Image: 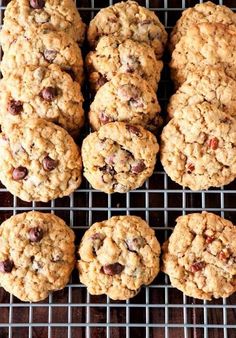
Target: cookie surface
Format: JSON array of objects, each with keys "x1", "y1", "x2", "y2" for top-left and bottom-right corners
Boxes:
[
  {"x1": 86, "y1": 36, "x2": 163, "y2": 92},
  {"x1": 0, "y1": 65, "x2": 84, "y2": 137},
  {"x1": 87, "y1": 0, "x2": 167, "y2": 59},
  {"x1": 0, "y1": 118, "x2": 82, "y2": 202},
  {"x1": 161, "y1": 102, "x2": 236, "y2": 190},
  {"x1": 78, "y1": 215, "x2": 160, "y2": 300},
  {"x1": 82, "y1": 122, "x2": 159, "y2": 194},
  {"x1": 89, "y1": 73, "x2": 161, "y2": 131},
  {"x1": 170, "y1": 23, "x2": 236, "y2": 88},
  {"x1": 162, "y1": 212, "x2": 236, "y2": 300},
  {"x1": 169, "y1": 1, "x2": 236, "y2": 52},
  {"x1": 1, "y1": 29, "x2": 84, "y2": 83},
  {"x1": 0, "y1": 0, "x2": 85, "y2": 51},
  {"x1": 168, "y1": 67, "x2": 236, "y2": 119},
  {"x1": 0, "y1": 211, "x2": 75, "y2": 302}
]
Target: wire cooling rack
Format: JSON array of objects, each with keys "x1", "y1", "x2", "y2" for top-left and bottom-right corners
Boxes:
[{"x1": 1, "y1": 0, "x2": 236, "y2": 337}]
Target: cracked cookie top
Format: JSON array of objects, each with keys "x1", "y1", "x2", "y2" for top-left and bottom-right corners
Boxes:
[
  {"x1": 1, "y1": 29, "x2": 84, "y2": 84},
  {"x1": 0, "y1": 65, "x2": 84, "y2": 137},
  {"x1": 78, "y1": 215, "x2": 161, "y2": 300},
  {"x1": 161, "y1": 102, "x2": 236, "y2": 190},
  {"x1": 169, "y1": 1, "x2": 236, "y2": 52},
  {"x1": 167, "y1": 66, "x2": 236, "y2": 119},
  {"x1": 86, "y1": 36, "x2": 163, "y2": 93},
  {"x1": 0, "y1": 118, "x2": 82, "y2": 202},
  {"x1": 81, "y1": 122, "x2": 159, "y2": 194},
  {"x1": 0, "y1": 0, "x2": 85, "y2": 51},
  {"x1": 170, "y1": 23, "x2": 236, "y2": 88},
  {"x1": 0, "y1": 211, "x2": 75, "y2": 302},
  {"x1": 89, "y1": 73, "x2": 161, "y2": 132},
  {"x1": 87, "y1": 0, "x2": 167, "y2": 59},
  {"x1": 162, "y1": 212, "x2": 236, "y2": 300}
]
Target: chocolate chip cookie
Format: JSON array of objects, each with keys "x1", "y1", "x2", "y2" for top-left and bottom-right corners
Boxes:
[
  {"x1": 161, "y1": 102, "x2": 236, "y2": 190},
  {"x1": 168, "y1": 66, "x2": 236, "y2": 119},
  {"x1": 0, "y1": 65, "x2": 84, "y2": 137},
  {"x1": 0, "y1": 211, "x2": 75, "y2": 302},
  {"x1": 170, "y1": 23, "x2": 236, "y2": 88},
  {"x1": 86, "y1": 36, "x2": 163, "y2": 93},
  {"x1": 78, "y1": 215, "x2": 160, "y2": 300},
  {"x1": 169, "y1": 1, "x2": 236, "y2": 52},
  {"x1": 0, "y1": 118, "x2": 82, "y2": 202},
  {"x1": 162, "y1": 212, "x2": 236, "y2": 300},
  {"x1": 0, "y1": 0, "x2": 85, "y2": 52},
  {"x1": 89, "y1": 73, "x2": 161, "y2": 132},
  {"x1": 1, "y1": 29, "x2": 84, "y2": 83},
  {"x1": 87, "y1": 0, "x2": 167, "y2": 59},
  {"x1": 82, "y1": 122, "x2": 159, "y2": 193}
]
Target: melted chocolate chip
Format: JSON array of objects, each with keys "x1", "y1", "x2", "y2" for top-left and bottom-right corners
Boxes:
[
  {"x1": 101, "y1": 165, "x2": 116, "y2": 176},
  {"x1": 8, "y1": 100, "x2": 23, "y2": 115},
  {"x1": 0, "y1": 259, "x2": 14, "y2": 273},
  {"x1": 102, "y1": 263, "x2": 124, "y2": 276},
  {"x1": 131, "y1": 160, "x2": 146, "y2": 174},
  {"x1": 43, "y1": 49, "x2": 57, "y2": 62},
  {"x1": 126, "y1": 237, "x2": 146, "y2": 252},
  {"x1": 12, "y1": 166, "x2": 28, "y2": 180},
  {"x1": 91, "y1": 233, "x2": 105, "y2": 253},
  {"x1": 30, "y1": 0, "x2": 45, "y2": 9},
  {"x1": 96, "y1": 74, "x2": 108, "y2": 88},
  {"x1": 43, "y1": 156, "x2": 58, "y2": 171},
  {"x1": 29, "y1": 227, "x2": 43, "y2": 242},
  {"x1": 40, "y1": 87, "x2": 58, "y2": 101},
  {"x1": 190, "y1": 261, "x2": 205, "y2": 273},
  {"x1": 100, "y1": 112, "x2": 111, "y2": 125},
  {"x1": 126, "y1": 124, "x2": 142, "y2": 137}
]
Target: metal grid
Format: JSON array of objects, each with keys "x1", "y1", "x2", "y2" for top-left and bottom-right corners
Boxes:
[{"x1": 0, "y1": 0, "x2": 236, "y2": 337}]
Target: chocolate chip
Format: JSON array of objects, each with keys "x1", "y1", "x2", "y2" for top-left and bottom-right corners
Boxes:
[
  {"x1": 8, "y1": 100, "x2": 23, "y2": 115},
  {"x1": 43, "y1": 156, "x2": 58, "y2": 171},
  {"x1": 123, "y1": 55, "x2": 140, "y2": 73},
  {"x1": 96, "y1": 75, "x2": 108, "y2": 88},
  {"x1": 117, "y1": 84, "x2": 140, "y2": 102},
  {"x1": 129, "y1": 98, "x2": 144, "y2": 109},
  {"x1": 126, "y1": 124, "x2": 142, "y2": 137},
  {"x1": 0, "y1": 259, "x2": 14, "y2": 273},
  {"x1": 101, "y1": 165, "x2": 116, "y2": 176},
  {"x1": 91, "y1": 233, "x2": 105, "y2": 253},
  {"x1": 40, "y1": 87, "x2": 58, "y2": 101},
  {"x1": 43, "y1": 49, "x2": 57, "y2": 62},
  {"x1": 207, "y1": 137, "x2": 219, "y2": 150},
  {"x1": 64, "y1": 68, "x2": 76, "y2": 81},
  {"x1": 206, "y1": 236, "x2": 214, "y2": 244},
  {"x1": 12, "y1": 166, "x2": 28, "y2": 180},
  {"x1": 29, "y1": 227, "x2": 43, "y2": 242},
  {"x1": 126, "y1": 237, "x2": 146, "y2": 252},
  {"x1": 131, "y1": 160, "x2": 146, "y2": 174},
  {"x1": 106, "y1": 154, "x2": 115, "y2": 165},
  {"x1": 186, "y1": 162, "x2": 195, "y2": 174},
  {"x1": 100, "y1": 112, "x2": 112, "y2": 125},
  {"x1": 102, "y1": 263, "x2": 124, "y2": 276},
  {"x1": 190, "y1": 261, "x2": 205, "y2": 273},
  {"x1": 30, "y1": 0, "x2": 45, "y2": 9}
]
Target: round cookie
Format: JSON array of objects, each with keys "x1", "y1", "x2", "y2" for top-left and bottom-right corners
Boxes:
[
  {"x1": 0, "y1": 211, "x2": 75, "y2": 302},
  {"x1": 167, "y1": 66, "x2": 236, "y2": 119},
  {"x1": 0, "y1": 118, "x2": 82, "y2": 202},
  {"x1": 89, "y1": 73, "x2": 162, "y2": 132},
  {"x1": 78, "y1": 215, "x2": 160, "y2": 300},
  {"x1": 169, "y1": 1, "x2": 236, "y2": 52},
  {"x1": 82, "y1": 122, "x2": 159, "y2": 194},
  {"x1": 0, "y1": 65, "x2": 84, "y2": 137},
  {"x1": 170, "y1": 23, "x2": 236, "y2": 88},
  {"x1": 1, "y1": 29, "x2": 84, "y2": 84},
  {"x1": 161, "y1": 102, "x2": 236, "y2": 191},
  {"x1": 87, "y1": 0, "x2": 167, "y2": 59},
  {"x1": 162, "y1": 212, "x2": 236, "y2": 300},
  {"x1": 0, "y1": 0, "x2": 85, "y2": 52},
  {"x1": 86, "y1": 36, "x2": 163, "y2": 93}
]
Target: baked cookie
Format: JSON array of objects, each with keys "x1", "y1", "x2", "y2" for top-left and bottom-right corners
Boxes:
[
  {"x1": 78, "y1": 215, "x2": 160, "y2": 300},
  {"x1": 170, "y1": 23, "x2": 236, "y2": 88},
  {"x1": 168, "y1": 66, "x2": 236, "y2": 119},
  {"x1": 86, "y1": 36, "x2": 163, "y2": 93},
  {"x1": 0, "y1": 65, "x2": 84, "y2": 137},
  {"x1": 89, "y1": 73, "x2": 161, "y2": 132},
  {"x1": 161, "y1": 102, "x2": 236, "y2": 190},
  {"x1": 0, "y1": 118, "x2": 82, "y2": 202},
  {"x1": 87, "y1": 0, "x2": 167, "y2": 59},
  {"x1": 162, "y1": 212, "x2": 236, "y2": 300},
  {"x1": 169, "y1": 1, "x2": 236, "y2": 52},
  {"x1": 82, "y1": 122, "x2": 159, "y2": 194},
  {"x1": 0, "y1": 211, "x2": 75, "y2": 302},
  {"x1": 1, "y1": 29, "x2": 84, "y2": 83},
  {"x1": 0, "y1": 0, "x2": 85, "y2": 52}
]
